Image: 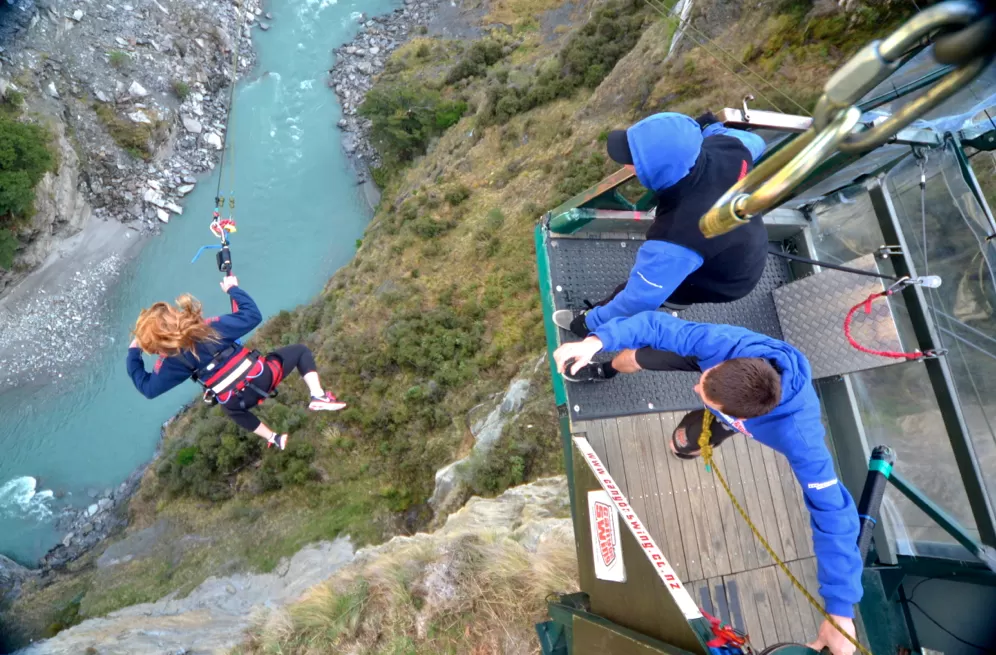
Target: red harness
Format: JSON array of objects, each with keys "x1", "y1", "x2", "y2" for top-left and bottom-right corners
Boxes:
[{"x1": 192, "y1": 346, "x2": 284, "y2": 408}]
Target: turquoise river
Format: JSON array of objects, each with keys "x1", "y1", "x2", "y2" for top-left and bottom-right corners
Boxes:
[{"x1": 0, "y1": 0, "x2": 397, "y2": 564}]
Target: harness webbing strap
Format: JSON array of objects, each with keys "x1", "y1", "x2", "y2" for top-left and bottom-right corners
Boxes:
[
  {"x1": 210, "y1": 357, "x2": 254, "y2": 394},
  {"x1": 202, "y1": 346, "x2": 252, "y2": 387}
]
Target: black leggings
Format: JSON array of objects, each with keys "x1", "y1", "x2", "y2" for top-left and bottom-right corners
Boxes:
[{"x1": 221, "y1": 344, "x2": 318, "y2": 432}]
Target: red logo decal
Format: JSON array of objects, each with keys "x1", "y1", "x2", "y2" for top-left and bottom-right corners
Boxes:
[
  {"x1": 594, "y1": 502, "x2": 616, "y2": 567},
  {"x1": 738, "y1": 160, "x2": 749, "y2": 181}
]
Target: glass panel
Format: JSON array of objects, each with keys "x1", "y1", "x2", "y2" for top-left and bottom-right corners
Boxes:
[
  {"x1": 804, "y1": 178, "x2": 979, "y2": 551},
  {"x1": 885, "y1": 143, "x2": 996, "y2": 531},
  {"x1": 863, "y1": 53, "x2": 996, "y2": 132}
]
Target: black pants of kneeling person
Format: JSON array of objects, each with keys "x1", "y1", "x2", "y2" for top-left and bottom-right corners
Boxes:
[
  {"x1": 628, "y1": 348, "x2": 737, "y2": 456},
  {"x1": 221, "y1": 344, "x2": 318, "y2": 432}
]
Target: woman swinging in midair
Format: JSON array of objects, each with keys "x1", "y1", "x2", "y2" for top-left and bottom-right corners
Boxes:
[{"x1": 126, "y1": 275, "x2": 345, "y2": 450}]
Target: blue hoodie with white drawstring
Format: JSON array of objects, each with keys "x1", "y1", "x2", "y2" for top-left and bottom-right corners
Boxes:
[
  {"x1": 592, "y1": 310, "x2": 864, "y2": 618},
  {"x1": 585, "y1": 114, "x2": 769, "y2": 331}
]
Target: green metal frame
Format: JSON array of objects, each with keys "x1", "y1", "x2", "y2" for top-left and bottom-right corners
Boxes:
[
  {"x1": 950, "y1": 131, "x2": 996, "y2": 237},
  {"x1": 868, "y1": 181, "x2": 996, "y2": 547},
  {"x1": 889, "y1": 471, "x2": 994, "y2": 564},
  {"x1": 545, "y1": 598, "x2": 704, "y2": 655},
  {"x1": 547, "y1": 167, "x2": 640, "y2": 233},
  {"x1": 534, "y1": 222, "x2": 579, "y2": 525}
]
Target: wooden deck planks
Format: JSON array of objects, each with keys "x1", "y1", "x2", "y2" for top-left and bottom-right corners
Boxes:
[
  {"x1": 744, "y1": 437, "x2": 789, "y2": 562},
  {"x1": 660, "y1": 411, "x2": 705, "y2": 583},
  {"x1": 788, "y1": 559, "x2": 819, "y2": 638},
  {"x1": 761, "y1": 444, "x2": 800, "y2": 562},
  {"x1": 630, "y1": 416, "x2": 664, "y2": 539},
  {"x1": 645, "y1": 412, "x2": 688, "y2": 580},
  {"x1": 600, "y1": 417, "x2": 629, "y2": 493},
  {"x1": 578, "y1": 419, "x2": 606, "y2": 458},
  {"x1": 571, "y1": 410, "x2": 830, "y2": 650},
  {"x1": 683, "y1": 449, "x2": 723, "y2": 579},
  {"x1": 710, "y1": 442, "x2": 746, "y2": 575},
  {"x1": 616, "y1": 416, "x2": 650, "y2": 523},
  {"x1": 777, "y1": 454, "x2": 815, "y2": 559}
]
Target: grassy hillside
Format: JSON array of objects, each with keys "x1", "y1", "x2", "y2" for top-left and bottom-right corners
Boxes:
[{"x1": 3, "y1": 0, "x2": 916, "y2": 645}]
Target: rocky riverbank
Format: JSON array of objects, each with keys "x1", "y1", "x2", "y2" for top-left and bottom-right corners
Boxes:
[
  {"x1": 0, "y1": 0, "x2": 267, "y2": 295},
  {"x1": 35, "y1": 403, "x2": 191, "y2": 572},
  {"x1": 328, "y1": 0, "x2": 443, "y2": 178}
]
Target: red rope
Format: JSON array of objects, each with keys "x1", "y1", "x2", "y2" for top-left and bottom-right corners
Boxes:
[{"x1": 843, "y1": 292, "x2": 923, "y2": 360}]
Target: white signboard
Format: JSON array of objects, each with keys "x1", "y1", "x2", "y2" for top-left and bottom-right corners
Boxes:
[
  {"x1": 588, "y1": 489, "x2": 626, "y2": 582},
  {"x1": 574, "y1": 436, "x2": 703, "y2": 620}
]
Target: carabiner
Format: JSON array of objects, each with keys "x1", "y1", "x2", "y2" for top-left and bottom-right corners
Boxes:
[
  {"x1": 814, "y1": 0, "x2": 982, "y2": 130},
  {"x1": 699, "y1": 106, "x2": 861, "y2": 238}
]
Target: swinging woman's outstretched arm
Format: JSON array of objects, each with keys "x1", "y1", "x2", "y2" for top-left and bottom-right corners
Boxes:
[{"x1": 211, "y1": 276, "x2": 263, "y2": 341}]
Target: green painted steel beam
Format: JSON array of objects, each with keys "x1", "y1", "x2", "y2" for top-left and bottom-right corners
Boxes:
[
  {"x1": 548, "y1": 167, "x2": 638, "y2": 234},
  {"x1": 889, "y1": 470, "x2": 989, "y2": 558},
  {"x1": 951, "y1": 132, "x2": 996, "y2": 238},
  {"x1": 534, "y1": 223, "x2": 567, "y2": 408}
]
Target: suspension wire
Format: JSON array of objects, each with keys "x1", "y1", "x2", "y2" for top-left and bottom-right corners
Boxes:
[
  {"x1": 768, "y1": 248, "x2": 901, "y2": 281},
  {"x1": 214, "y1": 1, "x2": 248, "y2": 214},
  {"x1": 643, "y1": 0, "x2": 813, "y2": 116},
  {"x1": 641, "y1": 1, "x2": 785, "y2": 113}
]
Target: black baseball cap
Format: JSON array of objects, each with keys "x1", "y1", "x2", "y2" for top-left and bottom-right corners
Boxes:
[{"x1": 606, "y1": 130, "x2": 633, "y2": 165}]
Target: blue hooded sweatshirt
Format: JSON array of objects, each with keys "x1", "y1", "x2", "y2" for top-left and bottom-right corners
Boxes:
[
  {"x1": 592, "y1": 311, "x2": 863, "y2": 618},
  {"x1": 127, "y1": 286, "x2": 263, "y2": 399},
  {"x1": 585, "y1": 114, "x2": 768, "y2": 331}
]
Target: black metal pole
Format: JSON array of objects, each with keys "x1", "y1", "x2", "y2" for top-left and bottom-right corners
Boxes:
[{"x1": 856, "y1": 446, "x2": 897, "y2": 560}]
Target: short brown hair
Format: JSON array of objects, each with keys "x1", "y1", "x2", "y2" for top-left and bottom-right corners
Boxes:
[{"x1": 704, "y1": 358, "x2": 781, "y2": 418}]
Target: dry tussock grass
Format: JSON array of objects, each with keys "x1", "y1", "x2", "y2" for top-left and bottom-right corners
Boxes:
[{"x1": 237, "y1": 531, "x2": 577, "y2": 654}]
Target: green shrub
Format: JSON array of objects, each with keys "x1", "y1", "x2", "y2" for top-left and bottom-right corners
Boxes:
[
  {"x1": 411, "y1": 216, "x2": 455, "y2": 239},
  {"x1": 467, "y1": 386, "x2": 562, "y2": 496},
  {"x1": 557, "y1": 152, "x2": 609, "y2": 198},
  {"x1": 0, "y1": 116, "x2": 56, "y2": 243},
  {"x1": 445, "y1": 39, "x2": 505, "y2": 85},
  {"x1": 93, "y1": 103, "x2": 159, "y2": 159},
  {"x1": 484, "y1": 208, "x2": 505, "y2": 232},
  {"x1": 359, "y1": 86, "x2": 467, "y2": 179},
  {"x1": 444, "y1": 185, "x2": 471, "y2": 206},
  {"x1": 480, "y1": 0, "x2": 647, "y2": 126},
  {"x1": 108, "y1": 50, "x2": 130, "y2": 68},
  {"x1": 0, "y1": 90, "x2": 24, "y2": 118},
  {"x1": 172, "y1": 80, "x2": 191, "y2": 100},
  {"x1": 154, "y1": 409, "x2": 316, "y2": 500},
  {"x1": 0, "y1": 229, "x2": 18, "y2": 269}
]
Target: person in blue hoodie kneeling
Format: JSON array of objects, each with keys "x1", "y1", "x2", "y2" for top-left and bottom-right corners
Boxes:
[
  {"x1": 553, "y1": 112, "x2": 768, "y2": 381},
  {"x1": 553, "y1": 311, "x2": 862, "y2": 655}
]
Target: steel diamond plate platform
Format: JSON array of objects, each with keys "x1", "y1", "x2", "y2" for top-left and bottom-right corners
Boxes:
[
  {"x1": 773, "y1": 254, "x2": 904, "y2": 380},
  {"x1": 548, "y1": 237, "x2": 791, "y2": 421}
]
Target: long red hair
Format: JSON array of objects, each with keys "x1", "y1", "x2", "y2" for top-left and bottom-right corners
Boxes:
[{"x1": 132, "y1": 294, "x2": 219, "y2": 356}]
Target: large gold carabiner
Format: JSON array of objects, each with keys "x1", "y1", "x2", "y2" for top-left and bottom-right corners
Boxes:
[
  {"x1": 699, "y1": 0, "x2": 992, "y2": 238},
  {"x1": 814, "y1": 0, "x2": 981, "y2": 130},
  {"x1": 699, "y1": 107, "x2": 861, "y2": 238}
]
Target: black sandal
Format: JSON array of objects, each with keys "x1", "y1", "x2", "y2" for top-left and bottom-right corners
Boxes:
[{"x1": 670, "y1": 409, "x2": 735, "y2": 460}]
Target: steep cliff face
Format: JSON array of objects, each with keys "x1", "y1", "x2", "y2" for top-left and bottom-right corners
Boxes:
[
  {"x1": 0, "y1": 0, "x2": 262, "y2": 296},
  {"x1": 15, "y1": 478, "x2": 572, "y2": 655},
  {"x1": 0, "y1": 109, "x2": 92, "y2": 294}
]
